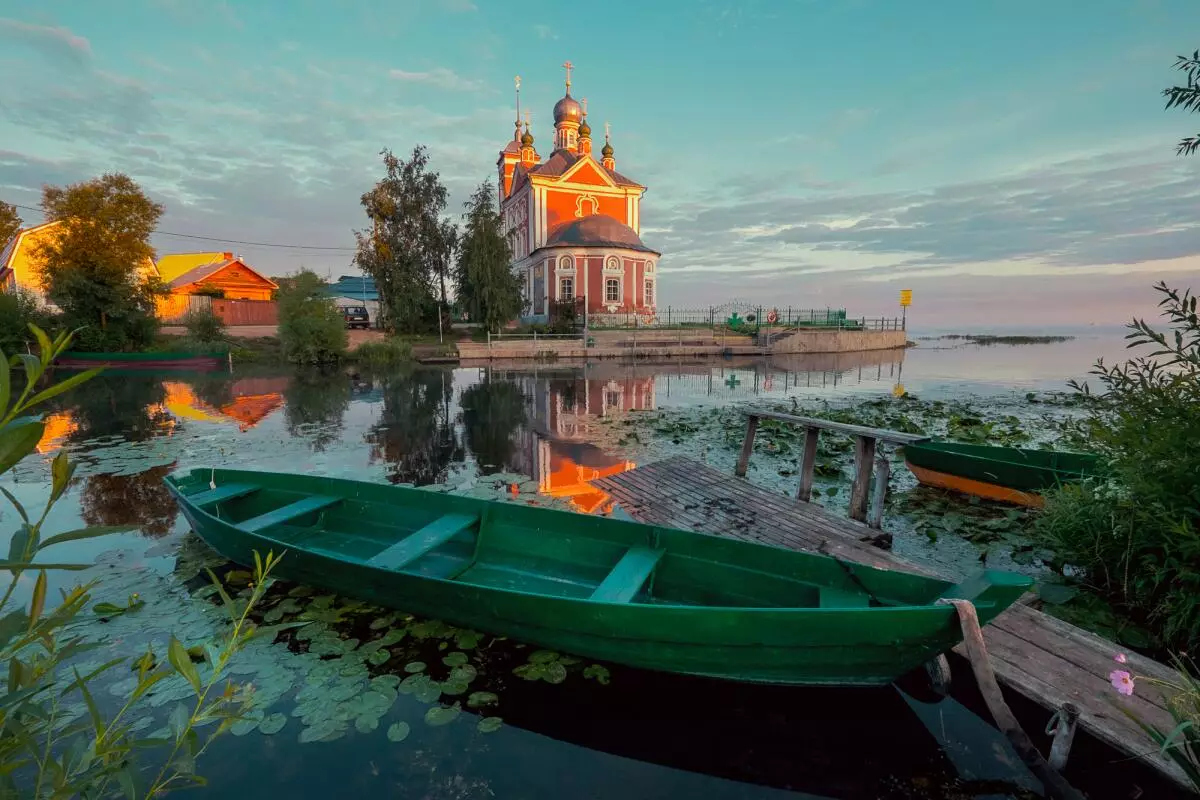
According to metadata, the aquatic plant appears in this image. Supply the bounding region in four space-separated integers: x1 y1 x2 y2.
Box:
1106 652 1200 789
0 326 282 796
1034 282 1200 652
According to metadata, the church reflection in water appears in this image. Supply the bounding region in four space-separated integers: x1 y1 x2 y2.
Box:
485 364 653 515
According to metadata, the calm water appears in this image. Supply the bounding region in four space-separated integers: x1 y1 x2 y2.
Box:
3 332 1181 799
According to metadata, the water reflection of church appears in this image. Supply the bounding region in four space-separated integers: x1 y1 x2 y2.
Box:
487 364 653 514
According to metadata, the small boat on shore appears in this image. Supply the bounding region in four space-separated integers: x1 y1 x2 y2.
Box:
164 467 1032 686
55 351 227 371
903 441 1099 508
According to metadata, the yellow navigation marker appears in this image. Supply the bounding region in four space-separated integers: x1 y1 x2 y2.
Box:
899 289 913 307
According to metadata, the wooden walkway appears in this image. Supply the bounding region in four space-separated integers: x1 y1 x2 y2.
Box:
594 455 1190 789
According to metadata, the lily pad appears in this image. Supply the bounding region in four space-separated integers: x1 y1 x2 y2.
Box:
448 665 477 684
543 662 567 684
467 691 498 708
377 628 407 646
424 703 461 727
368 649 391 666
386 721 411 742
440 679 469 696
477 717 503 734
371 675 401 692
582 665 611 685
355 715 380 734
404 661 426 673
258 713 288 735
529 650 560 664
370 613 398 630
442 652 469 667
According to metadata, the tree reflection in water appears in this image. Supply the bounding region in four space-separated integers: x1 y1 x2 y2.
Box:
459 378 527 474
284 368 352 452
366 369 463 485
80 463 180 537
58 374 173 444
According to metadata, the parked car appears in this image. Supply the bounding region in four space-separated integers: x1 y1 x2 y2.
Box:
341 306 370 329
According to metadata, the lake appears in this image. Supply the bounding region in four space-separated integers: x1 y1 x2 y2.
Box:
3 330 1181 799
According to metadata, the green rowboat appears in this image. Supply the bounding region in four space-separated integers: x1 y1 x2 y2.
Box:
904 441 1099 507
164 468 1032 686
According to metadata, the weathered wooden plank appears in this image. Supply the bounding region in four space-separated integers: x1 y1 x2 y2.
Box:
797 427 820 502
849 436 877 523
592 455 1191 789
742 407 929 446
735 415 759 477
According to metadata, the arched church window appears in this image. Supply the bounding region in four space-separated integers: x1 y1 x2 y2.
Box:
605 256 620 273
558 255 574 272
605 277 621 303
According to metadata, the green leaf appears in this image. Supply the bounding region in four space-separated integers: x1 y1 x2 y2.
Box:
582 664 611 685
27 571 45 627
543 662 567 684
442 651 469 667
13 355 39 396
258 713 287 735
73 668 106 738
7 525 32 564
477 716 503 734
0 560 90 571
168 703 190 740
0 417 42 478
168 636 202 694
0 488 27 525
28 326 53 365
466 691 498 708
386 721 411 742
39 525 133 550
1036 582 1079 605
48 451 76 506
22 368 102 410
423 703 461 727
404 661 426 673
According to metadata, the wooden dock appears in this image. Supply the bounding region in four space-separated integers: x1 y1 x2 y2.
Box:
593 455 1190 790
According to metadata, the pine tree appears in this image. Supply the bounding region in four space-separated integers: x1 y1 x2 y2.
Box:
454 181 520 333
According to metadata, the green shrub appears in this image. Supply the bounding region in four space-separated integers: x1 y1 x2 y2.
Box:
277 270 347 363
0 289 43 352
1034 282 1200 652
351 338 413 367
181 307 227 346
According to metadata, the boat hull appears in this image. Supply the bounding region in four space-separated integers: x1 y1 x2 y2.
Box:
904 441 1097 506
165 469 1032 686
55 351 226 371
905 463 1044 508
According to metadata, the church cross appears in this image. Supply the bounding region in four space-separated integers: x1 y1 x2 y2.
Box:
604 121 611 142
562 60 573 91
581 97 588 116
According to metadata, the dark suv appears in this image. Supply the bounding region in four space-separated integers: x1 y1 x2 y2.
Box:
342 306 370 329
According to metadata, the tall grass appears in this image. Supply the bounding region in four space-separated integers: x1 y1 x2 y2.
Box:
351 338 413 367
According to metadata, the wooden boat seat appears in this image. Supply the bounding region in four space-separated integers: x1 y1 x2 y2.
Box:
367 513 479 571
239 496 341 534
186 483 261 509
819 586 871 608
590 547 664 604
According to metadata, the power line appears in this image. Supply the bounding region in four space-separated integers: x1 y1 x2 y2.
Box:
5 201 357 252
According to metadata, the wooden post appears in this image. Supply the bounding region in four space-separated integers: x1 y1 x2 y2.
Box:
867 449 890 529
735 415 759 478
849 435 876 522
1047 703 1080 772
797 427 820 502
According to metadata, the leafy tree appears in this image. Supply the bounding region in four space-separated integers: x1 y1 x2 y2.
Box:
276 269 347 363
353 147 453 334
454 180 520 332
1165 49 1200 155
33 173 167 351
0 200 21 250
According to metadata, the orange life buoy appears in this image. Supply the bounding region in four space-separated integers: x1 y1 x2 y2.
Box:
766 309 779 324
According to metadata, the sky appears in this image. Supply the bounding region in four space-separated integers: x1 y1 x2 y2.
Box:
0 0 1197 328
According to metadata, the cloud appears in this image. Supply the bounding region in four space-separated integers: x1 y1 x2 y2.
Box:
441 0 477 11
0 18 91 65
533 24 557 40
388 67 482 92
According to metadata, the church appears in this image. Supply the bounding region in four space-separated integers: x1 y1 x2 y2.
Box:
497 63 659 324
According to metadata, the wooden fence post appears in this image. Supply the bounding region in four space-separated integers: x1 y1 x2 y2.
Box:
849 435 877 522
735 415 759 478
867 449 891 529
797 427 820 502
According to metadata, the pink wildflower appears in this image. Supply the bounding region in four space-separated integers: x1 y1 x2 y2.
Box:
1110 669 1135 696
1114 653 1127 664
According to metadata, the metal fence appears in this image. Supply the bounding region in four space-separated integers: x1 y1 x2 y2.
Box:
581 306 903 332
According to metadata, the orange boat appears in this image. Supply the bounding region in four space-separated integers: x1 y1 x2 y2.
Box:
903 441 1099 508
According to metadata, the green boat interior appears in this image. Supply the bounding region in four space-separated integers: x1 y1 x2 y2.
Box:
176 475 968 612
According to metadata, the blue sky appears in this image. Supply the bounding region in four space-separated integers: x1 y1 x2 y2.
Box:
0 0 1197 326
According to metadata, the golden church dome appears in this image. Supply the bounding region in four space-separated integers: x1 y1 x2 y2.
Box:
553 93 581 125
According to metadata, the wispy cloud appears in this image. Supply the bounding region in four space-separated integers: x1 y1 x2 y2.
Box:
533 24 557 40
388 67 481 91
0 18 91 65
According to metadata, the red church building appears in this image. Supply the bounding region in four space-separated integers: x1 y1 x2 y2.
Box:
497 63 660 324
